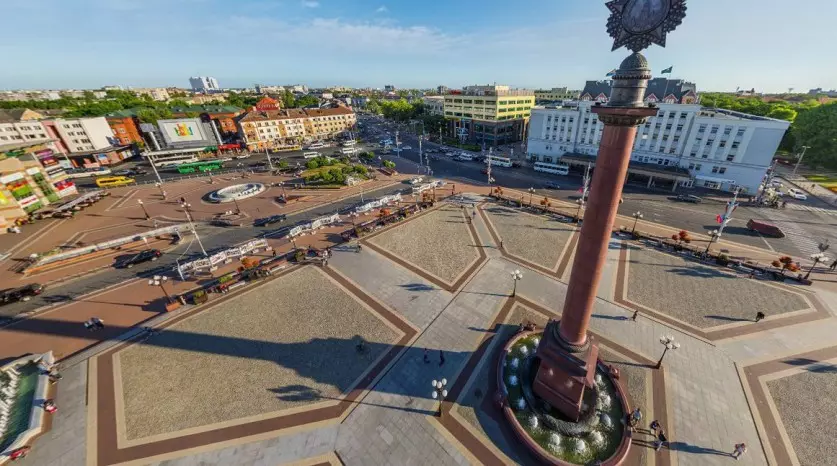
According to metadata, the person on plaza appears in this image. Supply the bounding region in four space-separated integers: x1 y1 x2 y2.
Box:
654 429 668 451
423 348 430 363
649 419 661 435
92 317 105 329
9 446 31 461
84 319 95 331
755 311 766 323
499 239 504 250
732 442 747 460
630 407 642 429
631 310 639 321
830 258 837 271
439 350 446 366
44 399 58 414
356 243 362 253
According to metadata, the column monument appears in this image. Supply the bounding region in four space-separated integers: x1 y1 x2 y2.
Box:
533 0 687 422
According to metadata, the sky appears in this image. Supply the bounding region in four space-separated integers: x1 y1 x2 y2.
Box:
2 0 835 93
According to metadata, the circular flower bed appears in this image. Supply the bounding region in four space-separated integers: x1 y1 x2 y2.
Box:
207 183 266 203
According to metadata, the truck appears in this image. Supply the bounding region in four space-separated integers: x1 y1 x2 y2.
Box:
746 219 785 238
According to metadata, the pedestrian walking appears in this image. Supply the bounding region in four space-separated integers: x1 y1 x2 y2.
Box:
499 239 504 250
649 419 660 435
631 310 639 321
830 259 837 271
748 268 756 279
731 442 747 460
654 429 668 451
439 350 445 366
272 250 277 258
755 311 765 323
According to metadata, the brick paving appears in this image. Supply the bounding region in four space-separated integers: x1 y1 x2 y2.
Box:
8 189 837 466
481 203 575 271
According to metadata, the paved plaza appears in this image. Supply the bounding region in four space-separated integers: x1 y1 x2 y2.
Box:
10 192 837 466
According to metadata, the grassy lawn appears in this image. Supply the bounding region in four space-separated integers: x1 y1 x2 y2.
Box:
804 174 837 192
302 163 347 178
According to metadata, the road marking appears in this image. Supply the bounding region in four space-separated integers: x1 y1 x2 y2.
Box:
755 232 776 252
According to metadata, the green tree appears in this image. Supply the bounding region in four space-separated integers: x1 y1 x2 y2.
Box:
383 160 396 169
295 95 320 108
792 102 837 168
766 106 798 122
278 160 289 169
282 90 296 108
306 159 320 169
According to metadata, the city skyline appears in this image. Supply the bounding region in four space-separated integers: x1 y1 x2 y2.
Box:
1 0 835 93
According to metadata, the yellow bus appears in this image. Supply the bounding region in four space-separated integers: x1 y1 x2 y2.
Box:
95 176 135 188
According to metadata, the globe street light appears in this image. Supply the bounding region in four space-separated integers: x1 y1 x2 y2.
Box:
631 211 643 234
575 198 584 223
154 182 167 200
431 378 448 417
528 187 535 207
805 252 831 280
138 199 150 220
704 229 720 255
510 269 523 297
656 335 680 369
148 275 172 303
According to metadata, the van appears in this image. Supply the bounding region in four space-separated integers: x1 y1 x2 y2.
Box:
303 152 320 159
95 176 135 188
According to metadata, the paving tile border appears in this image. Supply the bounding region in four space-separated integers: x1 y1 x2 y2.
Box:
614 242 830 342
434 296 671 466
361 202 488 292
738 346 837 466
86 264 418 466
476 202 579 281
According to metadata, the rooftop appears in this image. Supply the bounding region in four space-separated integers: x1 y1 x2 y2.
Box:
239 106 354 123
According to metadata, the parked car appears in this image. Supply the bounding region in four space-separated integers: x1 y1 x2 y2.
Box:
116 249 162 269
511 161 522 168
0 283 45 305
254 214 287 227
544 182 561 190
747 219 785 238
787 188 808 200
675 194 703 203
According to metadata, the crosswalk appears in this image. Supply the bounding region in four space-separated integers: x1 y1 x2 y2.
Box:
785 203 837 216
756 209 825 256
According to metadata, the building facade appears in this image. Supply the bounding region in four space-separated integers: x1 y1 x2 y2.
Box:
0 109 50 145
169 105 244 142
105 112 144 146
443 85 535 146
527 102 790 193
422 96 445 116
44 117 116 153
238 106 356 150
189 76 220 93
534 87 581 102
132 88 171 101
580 78 698 104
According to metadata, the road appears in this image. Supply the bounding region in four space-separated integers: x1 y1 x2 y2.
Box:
359 114 837 259
0 182 409 320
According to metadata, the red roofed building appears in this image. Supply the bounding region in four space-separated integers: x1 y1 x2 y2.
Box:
254 96 281 112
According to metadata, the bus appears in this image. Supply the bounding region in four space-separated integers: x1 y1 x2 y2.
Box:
95 176 135 188
303 151 321 159
152 155 199 168
341 147 356 155
485 156 513 168
342 140 356 147
306 142 326 150
534 161 570 176
176 160 224 174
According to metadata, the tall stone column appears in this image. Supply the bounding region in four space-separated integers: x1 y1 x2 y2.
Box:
532 52 657 421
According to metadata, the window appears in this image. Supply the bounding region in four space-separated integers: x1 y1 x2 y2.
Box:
665 124 672 130
676 124 684 131
718 167 727 174
706 139 714 145
673 136 680 143
690 151 697 157
679 112 688 119
736 128 746 137
710 126 718 134
719 141 726 148
698 124 707 132
723 127 731 135
731 141 740 149
712 166 719 173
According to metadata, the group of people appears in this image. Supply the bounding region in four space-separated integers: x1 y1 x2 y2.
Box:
629 406 748 459
83 317 105 331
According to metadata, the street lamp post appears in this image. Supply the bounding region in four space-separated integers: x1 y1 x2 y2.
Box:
148 275 172 303
180 202 207 257
705 229 720 255
631 211 643 234
656 335 680 369
431 378 448 417
138 199 150 220
277 182 287 200
805 253 831 280
528 187 535 207
510 269 523 297
575 199 583 223
792 145 811 177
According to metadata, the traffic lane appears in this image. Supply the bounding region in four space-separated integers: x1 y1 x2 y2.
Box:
0 182 408 319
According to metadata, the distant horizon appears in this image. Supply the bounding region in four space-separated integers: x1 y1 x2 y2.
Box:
2 0 835 94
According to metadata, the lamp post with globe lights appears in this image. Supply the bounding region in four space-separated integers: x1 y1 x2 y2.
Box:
510 269 523 297
528 187 535 207
431 378 448 417
656 335 681 369
148 275 172 303
138 199 150 220
704 229 720 255
806 252 831 280
631 211 643 234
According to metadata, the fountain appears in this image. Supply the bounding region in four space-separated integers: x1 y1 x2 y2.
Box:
207 183 266 203
494 1 688 464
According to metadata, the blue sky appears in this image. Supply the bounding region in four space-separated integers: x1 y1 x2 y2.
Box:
2 0 835 93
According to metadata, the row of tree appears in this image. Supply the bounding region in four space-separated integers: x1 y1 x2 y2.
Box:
701 93 837 168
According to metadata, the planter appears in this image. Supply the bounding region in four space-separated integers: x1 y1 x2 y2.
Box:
164 301 182 312
191 292 208 305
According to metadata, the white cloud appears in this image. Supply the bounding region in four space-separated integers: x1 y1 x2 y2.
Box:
301 0 319 8
375 5 388 13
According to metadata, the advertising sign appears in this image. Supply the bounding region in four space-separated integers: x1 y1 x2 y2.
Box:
159 119 206 144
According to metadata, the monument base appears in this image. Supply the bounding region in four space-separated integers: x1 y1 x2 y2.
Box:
532 320 599 422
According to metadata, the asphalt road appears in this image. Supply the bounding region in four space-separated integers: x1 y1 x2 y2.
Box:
0 182 410 320
359 114 837 259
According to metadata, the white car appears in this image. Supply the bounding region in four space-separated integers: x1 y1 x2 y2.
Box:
410 177 423 185
787 188 808 200
402 146 412 150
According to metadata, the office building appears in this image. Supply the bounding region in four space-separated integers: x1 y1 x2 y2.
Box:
527 101 790 193
534 87 581 102
238 106 356 151
443 84 535 146
422 96 444 116
384 85 396 92
42 117 134 167
189 76 220 93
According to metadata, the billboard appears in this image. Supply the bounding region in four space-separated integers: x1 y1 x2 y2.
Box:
158 119 208 144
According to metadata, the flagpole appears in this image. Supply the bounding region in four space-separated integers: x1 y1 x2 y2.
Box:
660 67 672 103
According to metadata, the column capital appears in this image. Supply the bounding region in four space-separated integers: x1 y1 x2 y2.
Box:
592 105 658 127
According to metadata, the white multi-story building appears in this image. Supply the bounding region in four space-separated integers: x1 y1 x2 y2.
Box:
46 117 116 153
189 76 220 93
132 87 171 101
422 96 444 116
527 101 790 193
0 109 50 145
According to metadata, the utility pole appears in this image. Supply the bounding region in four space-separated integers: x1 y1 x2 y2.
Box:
181 202 207 257
418 131 424 174
148 157 167 199
486 147 494 187
792 145 810 177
